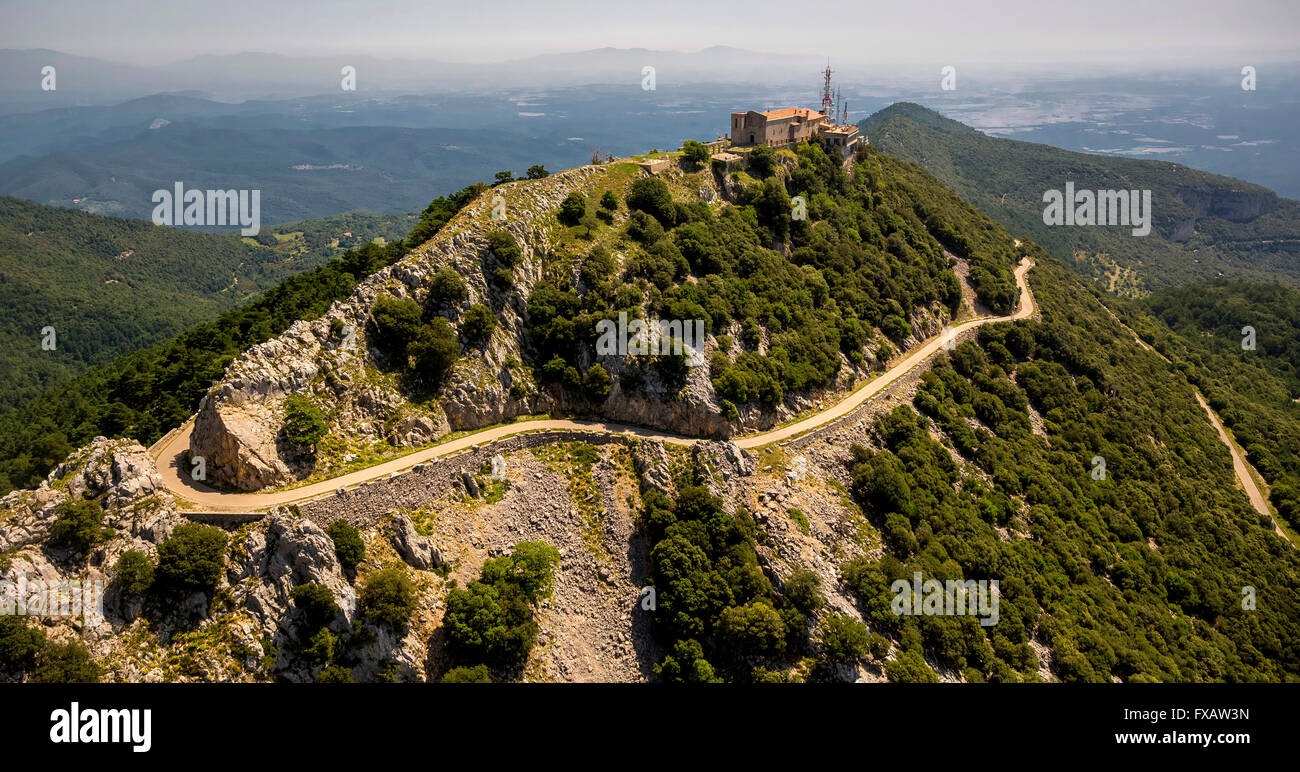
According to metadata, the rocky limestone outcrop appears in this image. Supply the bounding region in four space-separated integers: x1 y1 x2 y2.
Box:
384 512 444 571
0 437 447 682
1169 186 1278 241
0 438 178 558
188 166 605 491
0 438 185 655
632 439 674 495
228 510 358 639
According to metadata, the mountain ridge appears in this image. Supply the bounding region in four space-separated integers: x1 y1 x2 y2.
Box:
861 102 1299 294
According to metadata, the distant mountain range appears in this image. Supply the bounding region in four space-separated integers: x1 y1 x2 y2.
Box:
862 103 1300 294
0 46 826 109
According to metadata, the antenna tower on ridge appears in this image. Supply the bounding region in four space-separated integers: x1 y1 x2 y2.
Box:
821 62 835 120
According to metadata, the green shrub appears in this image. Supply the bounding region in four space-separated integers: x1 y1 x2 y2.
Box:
371 295 423 356
460 303 496 346
748 144 776 178
291 583 340 629
154 523 228 597
443 541 559 666
787 507 811 535
484 541 561 604
409 318 461 379
443 581 536 666
654 638 720 683
715 602 787 659
359 567 417 630
783 568 822 612
0 617 45 672
881 315 911 343
441 664 492 683
625 176 675 225
582 364 612 402
301 628 337 665
282 395 328 449
886 650 939 683
48 498 108 554
558 192 587 225
316 664 354 682
599 190 619 211
682 140 710 166
113 549 155 595
429 268 468 305
327 520 365 571
29 640 103 683
486 230 522 267
819 614 870 663
580 245 616 287
626 210 665 244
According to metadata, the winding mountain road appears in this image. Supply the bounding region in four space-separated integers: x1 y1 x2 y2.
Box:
151 258 1036 513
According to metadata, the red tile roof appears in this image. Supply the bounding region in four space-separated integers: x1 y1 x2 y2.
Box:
761 107 821 120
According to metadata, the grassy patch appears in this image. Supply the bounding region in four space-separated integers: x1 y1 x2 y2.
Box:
787 507 811 535
755 446 789 477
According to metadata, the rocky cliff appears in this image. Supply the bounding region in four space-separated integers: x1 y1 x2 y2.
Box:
1170 186 1279 241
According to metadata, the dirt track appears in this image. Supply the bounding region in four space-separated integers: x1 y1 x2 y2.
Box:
152 259 1036 513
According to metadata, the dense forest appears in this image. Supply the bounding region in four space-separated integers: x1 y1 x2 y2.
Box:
0 187 478 494
527 142 1018 412
0 195 414 410
841 255 1299 681
1119 281 1300 533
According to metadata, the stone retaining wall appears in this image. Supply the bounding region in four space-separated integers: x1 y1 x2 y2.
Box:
184 512 267 528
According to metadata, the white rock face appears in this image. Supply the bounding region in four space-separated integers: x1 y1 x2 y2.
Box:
230 511 358 641
186 168 600 491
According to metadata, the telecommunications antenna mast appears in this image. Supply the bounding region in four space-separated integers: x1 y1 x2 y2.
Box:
821 62 835 120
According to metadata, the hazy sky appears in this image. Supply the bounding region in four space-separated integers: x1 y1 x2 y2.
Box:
4 0 1298 66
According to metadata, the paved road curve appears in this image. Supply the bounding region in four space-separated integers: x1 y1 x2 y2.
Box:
152 259 1035 513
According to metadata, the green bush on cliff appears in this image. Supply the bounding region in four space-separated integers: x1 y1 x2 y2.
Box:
282 395 328 449
154 523 228 597
327 520 365 571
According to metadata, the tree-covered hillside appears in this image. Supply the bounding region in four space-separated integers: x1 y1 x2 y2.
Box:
0 187 475 494
1119 281 1300 533
861 103 1300 295
527 142 1019 414
841 253 1299 682
0 196 414 410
